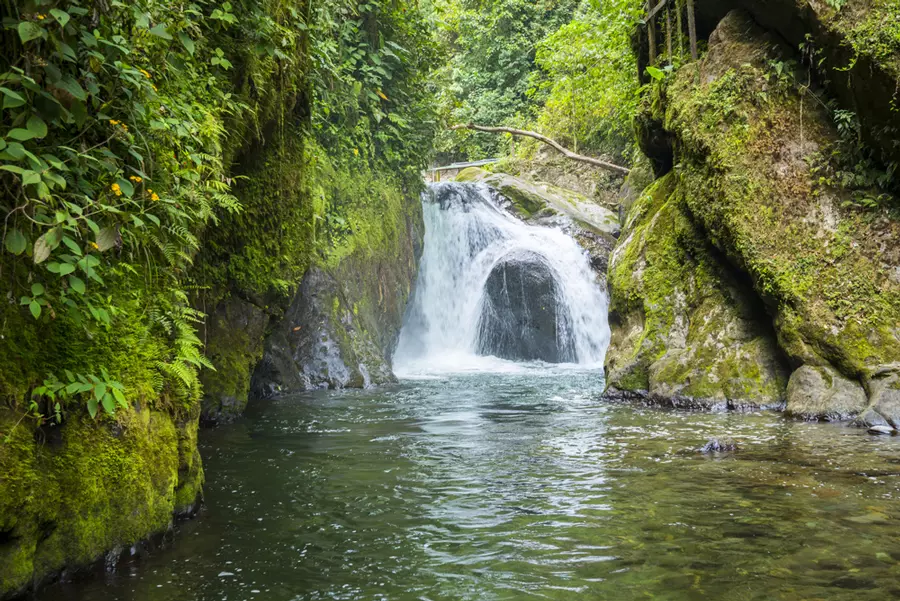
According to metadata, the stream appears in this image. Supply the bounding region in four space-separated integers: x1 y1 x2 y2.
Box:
40 372 900 601
40 183 900 600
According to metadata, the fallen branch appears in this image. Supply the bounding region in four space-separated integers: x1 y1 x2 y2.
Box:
449 123 630 176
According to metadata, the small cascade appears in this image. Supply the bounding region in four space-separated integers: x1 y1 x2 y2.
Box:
394 182 610 375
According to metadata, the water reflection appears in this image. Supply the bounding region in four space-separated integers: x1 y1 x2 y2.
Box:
39 371 900 601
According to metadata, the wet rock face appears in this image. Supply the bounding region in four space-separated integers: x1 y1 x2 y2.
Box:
476 251 575 363
251 266 398 398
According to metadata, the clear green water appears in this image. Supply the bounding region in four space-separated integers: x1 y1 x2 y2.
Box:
42 369 900 600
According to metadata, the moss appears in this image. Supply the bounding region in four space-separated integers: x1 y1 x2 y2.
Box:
661 11 900 378
605 171 788 406
1 403 197 597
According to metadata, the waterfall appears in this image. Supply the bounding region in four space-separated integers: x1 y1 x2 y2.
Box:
394 182 610 375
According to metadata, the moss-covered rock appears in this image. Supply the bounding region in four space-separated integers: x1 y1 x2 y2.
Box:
0 407 201 599
458 167 620 236
605 173 789 408
610 9 900 420
786 365 868 421
197 131 424 406
694 0 900 170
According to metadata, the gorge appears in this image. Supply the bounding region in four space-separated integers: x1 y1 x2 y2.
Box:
3 0 900 598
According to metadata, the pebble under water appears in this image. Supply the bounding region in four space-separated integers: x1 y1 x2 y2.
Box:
40 368 900 601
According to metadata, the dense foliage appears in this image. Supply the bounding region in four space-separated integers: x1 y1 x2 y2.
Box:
427 0 642 163
0 0 437 426
532 0 642 161
426 0 579 160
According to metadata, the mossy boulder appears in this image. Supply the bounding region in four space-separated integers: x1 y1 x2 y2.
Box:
0 408 201 599
786 365 868 421
199 297 269 423
612 10 900 420
605 173 788 408
458 167 620 236
694 0 900 170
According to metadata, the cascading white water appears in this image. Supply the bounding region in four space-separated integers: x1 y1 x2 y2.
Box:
394 182 610 376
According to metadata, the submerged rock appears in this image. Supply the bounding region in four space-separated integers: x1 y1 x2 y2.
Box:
698 438 739 454
867 425 896 436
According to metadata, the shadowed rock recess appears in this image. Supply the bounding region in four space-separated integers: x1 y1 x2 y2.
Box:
607 9 900 424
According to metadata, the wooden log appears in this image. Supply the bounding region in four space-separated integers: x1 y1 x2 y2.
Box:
449 124 631 176
648 0 658 65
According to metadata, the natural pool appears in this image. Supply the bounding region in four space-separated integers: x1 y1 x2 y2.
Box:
42 368 900 600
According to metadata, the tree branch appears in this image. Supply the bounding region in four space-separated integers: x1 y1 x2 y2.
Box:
449 123 631 176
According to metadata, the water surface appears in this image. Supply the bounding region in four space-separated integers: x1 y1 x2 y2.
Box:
42 369 900 600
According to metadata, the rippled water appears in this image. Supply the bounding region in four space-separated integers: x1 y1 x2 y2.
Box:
43 370 900 600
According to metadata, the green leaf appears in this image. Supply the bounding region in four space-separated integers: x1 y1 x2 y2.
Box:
26 115 48 139
94 382 107 401
116 177 134 197
22 170 40 185
178 32 195 55
56 76 87 101
87 398 98 418
31 283 44 297
646 66 665 81
7 128 36 141
49 9 70 27
5 228 26 255
62 237 82 256
58 263 75 276
96 227 118 251
29 300 41 319
2 142 25 160
112 387 127 408
18 22 44 44
149 24 172 40
69 275 85 294
33 233 52 264
101 393 115 415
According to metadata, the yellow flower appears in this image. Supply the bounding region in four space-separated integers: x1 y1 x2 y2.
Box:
36 14 46 20
129 175 142 183
109 119 120 126
90 242 99 250
111 183 122 197
139 69 152 79
151 193 160 201
353 148 359 156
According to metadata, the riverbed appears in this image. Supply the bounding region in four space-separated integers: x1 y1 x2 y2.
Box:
40 367 900 600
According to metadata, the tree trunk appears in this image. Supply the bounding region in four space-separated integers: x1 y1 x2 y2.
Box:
449 124 631 176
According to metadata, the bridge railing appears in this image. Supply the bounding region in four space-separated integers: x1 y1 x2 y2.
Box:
642 0 698 67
